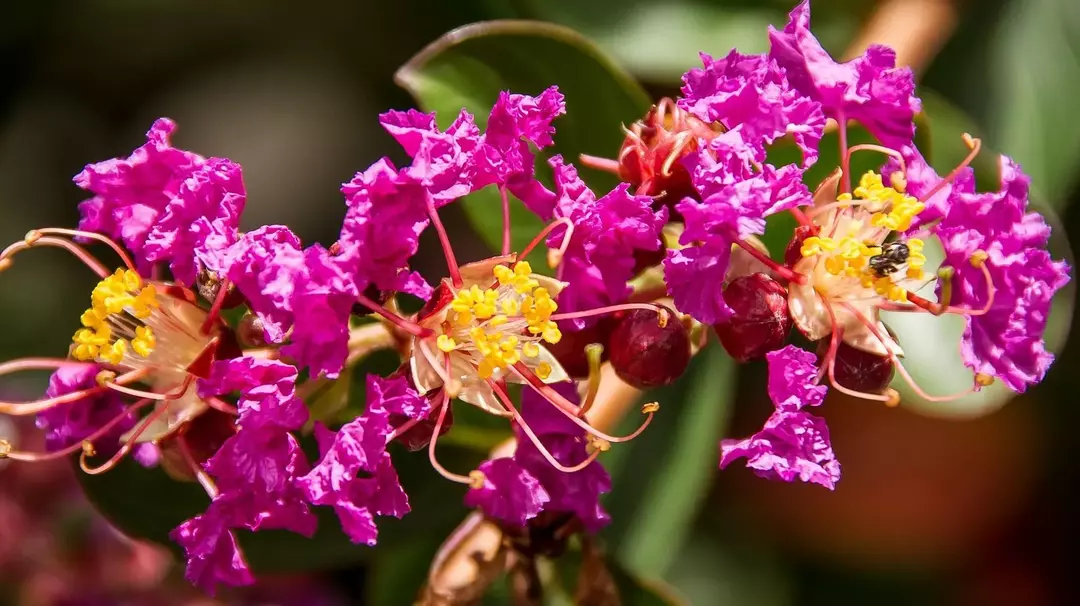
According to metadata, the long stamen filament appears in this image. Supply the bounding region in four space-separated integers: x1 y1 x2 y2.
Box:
104 375 192 401
837 112 851 194
578 154 621 175
29 229 136 271
844 144 907 176
733 238 806 284
578 344 604 417
1 235 110 278
918 134 982 203
511 362 654 443
818 291 893 403
355 293 433 339
427 392 473 485
425 192 462 288
1 398 155 462
489 381 602 473
517 217 575 268
549 302 666 323
177 433 219 498
0 366 148 415
386 416 422 444
79 401 171 474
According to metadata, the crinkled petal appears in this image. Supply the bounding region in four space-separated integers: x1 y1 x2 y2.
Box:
75 118 204 269
36 364 134 453
281 245 358 379
223 225 306 342
366 374 430 420
380 109 480 202
143 157 246 285
768 1 920 149
664 243 734 324
475 86 566 188
766 346 827 411
464 457 550 527
720 410 840 489
680 50 825 166
170 512 254 596
515 434 611 532
934 156 1070 391
338 158 433 300
197 357 307 431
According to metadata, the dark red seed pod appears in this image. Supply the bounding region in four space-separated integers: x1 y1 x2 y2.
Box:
713 273 792 363
544 319 614 379
817 339 895 394
608 306 690 389
784 224 819 268
235 313 268 348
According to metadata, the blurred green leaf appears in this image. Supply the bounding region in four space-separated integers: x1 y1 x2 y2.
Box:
601 345 735 579
991 0 1080 207
617 345 734 576
395 20 650 261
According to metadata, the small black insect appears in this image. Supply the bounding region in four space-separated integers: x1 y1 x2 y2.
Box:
868 241 910 277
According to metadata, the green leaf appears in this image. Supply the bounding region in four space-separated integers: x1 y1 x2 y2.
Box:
395 20 651 261
603 345 736 578
991 0 1080 207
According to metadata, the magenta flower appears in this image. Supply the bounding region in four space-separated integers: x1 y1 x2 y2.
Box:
222 225 306 343
296 375 420 545
931 156 1071 392
464 458 550 527
338 158 433 300
475 86 566 190
142 157 247 285
75 119 246 282
768 0 920 149
679 50 825 166
281 245 358 379
665 131 810 324
379 108 480 203
720 346 839 489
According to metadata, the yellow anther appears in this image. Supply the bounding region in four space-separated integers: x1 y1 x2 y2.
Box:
588 437 611 453
0 438 10 458
541 322 562 344
488 314 508 327
535 362 552 380
95 370 117 386
468 469 487 489
500 335 519 351
641 402 660 414
885 389 901 408
962 132 976 150
547 248 563 269
501 298 520 316
132 326 156 357
0 258 12 272
801 236 837 257
81 440 96 457
970 250 988 268
514 261 533 276
889 171 907 193
975 373 994 387
23 230 41 245
132 286 159 319
104 340 128 365
522 342 540 358
493 264 514 284
477 359 496 380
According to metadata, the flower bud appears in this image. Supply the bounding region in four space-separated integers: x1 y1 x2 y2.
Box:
609 306 690 389
618 99 722 212
714 273 792 362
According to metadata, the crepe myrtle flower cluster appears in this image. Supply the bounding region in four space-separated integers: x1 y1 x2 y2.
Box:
0 84 688 589
579 0 1070 490
0 0 1070 594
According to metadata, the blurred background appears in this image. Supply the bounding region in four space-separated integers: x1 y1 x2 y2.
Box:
1 0 1078 604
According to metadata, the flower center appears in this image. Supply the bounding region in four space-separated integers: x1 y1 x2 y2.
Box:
801 171 929 303
71 268 215 375
436 261 563 380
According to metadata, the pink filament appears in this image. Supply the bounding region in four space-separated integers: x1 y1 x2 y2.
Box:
918 135 982 204
489 380 601 473
425 192 462 288
511 362 654 443
1 235 110 278
427 391 472 485
733 238 806 284
177 434 219 498
578 154 621 175
837 112 851 194
518 217 575 264
500 186 512 257
3 398 155 462
355 293 433 339
79 401 171 474
549 302 663 323
31 228 136 271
